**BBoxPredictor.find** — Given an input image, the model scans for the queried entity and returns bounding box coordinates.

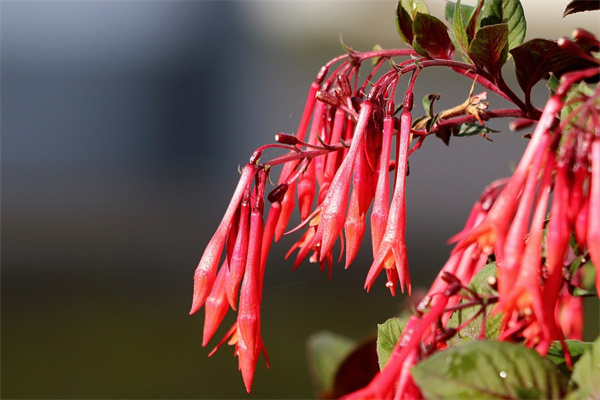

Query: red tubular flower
[557,287,584,340]
[190,163,257,315]
[501,160,554,352]
[320,107,347,199]
[227,191,251,309]
[365,108,411,295]
[588,137,600,293]
[371,114,394,256]
[344,189,366,269]
[575,195,589,252]
[203,260,231,346]
[500,146,550,293]
[260,201,281,273]
[298,99,327,220]
[544,161,571,332]
[344,293,450,400]
[237,171,267,393]
[274,80,320,242]
[455,95,562,257]
[314,100,374,262]
[353,130,376,216]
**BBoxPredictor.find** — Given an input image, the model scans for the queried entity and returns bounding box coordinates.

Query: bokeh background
[2,1,598,398]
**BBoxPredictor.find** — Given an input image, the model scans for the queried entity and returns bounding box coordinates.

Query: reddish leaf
[469,23,508,78]
[510,39,570,100]
[413,12,455,60]
[395,2,414,47]
[330,339,379,398]
[465,0,484,41]
[563,0,600,17]
[511,38,598,101]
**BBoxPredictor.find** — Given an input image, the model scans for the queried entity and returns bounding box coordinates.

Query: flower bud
[435,328,457,343]
[316,90,340,107]
[337,74,352,97]
[274,133,298,146]
[267,183,288,203]
[444,281,462,297]
[572,28,600,50]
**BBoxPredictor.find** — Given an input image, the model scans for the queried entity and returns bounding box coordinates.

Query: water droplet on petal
[499,371,507,379]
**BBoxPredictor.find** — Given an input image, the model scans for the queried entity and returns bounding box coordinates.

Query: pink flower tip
[189,269,215,315]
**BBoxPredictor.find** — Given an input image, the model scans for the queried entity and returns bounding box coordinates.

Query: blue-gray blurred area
[2,1,598,398]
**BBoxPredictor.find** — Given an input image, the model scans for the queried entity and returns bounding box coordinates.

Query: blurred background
[2,1,598,398]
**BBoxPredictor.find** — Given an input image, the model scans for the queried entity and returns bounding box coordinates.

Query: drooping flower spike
[190,27,600,393]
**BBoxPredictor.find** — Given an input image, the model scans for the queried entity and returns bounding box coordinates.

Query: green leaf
[411,340,567,399]
[371,44,383,65]
[547,340,593,379]
[563,0,600,17]
[482,0,526,51]
[339,34,353,54]
[469,23,509,77]
[400,0,428,19]
[580,261,597,293]
[395,1,414,46]
[560,81,596,129]
[447,262,502,344]
[445,1,475,26]
[468,262,498,295]
[413,12,455,60]
[422,93,441,118]
[452,0,472,61]
[306,332,356,394]
[547,74,560,94]
[569,335,600,399]
[466,0,485,42]
[453,122,500,139]
[510,39,580,102]
[376,317,407,369]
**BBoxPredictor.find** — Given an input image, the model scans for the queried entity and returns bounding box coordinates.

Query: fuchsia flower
[189,32,599,394]
[365,96,412,296]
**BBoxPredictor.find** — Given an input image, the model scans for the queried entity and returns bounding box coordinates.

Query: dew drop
[499,371,507,379]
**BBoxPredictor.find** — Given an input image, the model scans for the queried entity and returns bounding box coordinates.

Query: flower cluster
[454,69,600,354]
[190,48,428,391]
[188,3,599,395]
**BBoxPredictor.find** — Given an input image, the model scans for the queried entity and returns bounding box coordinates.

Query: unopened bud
[267,183,288,203]
[316,65,329,84]
[275,133,299,145]
[435,328,457,343]
[444,281,463,296]
[509,118,536,131]
[249,150,262,164]
[558,37,587,58]
[403,91,413,111]
[337,74,352,97]
[440,271,461,286]
[386,100,395,116]
[572,28,600,50]
[416,296,431,315]
[254,196,264,213]
[316,90,340,107]
[366,88,378,103]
